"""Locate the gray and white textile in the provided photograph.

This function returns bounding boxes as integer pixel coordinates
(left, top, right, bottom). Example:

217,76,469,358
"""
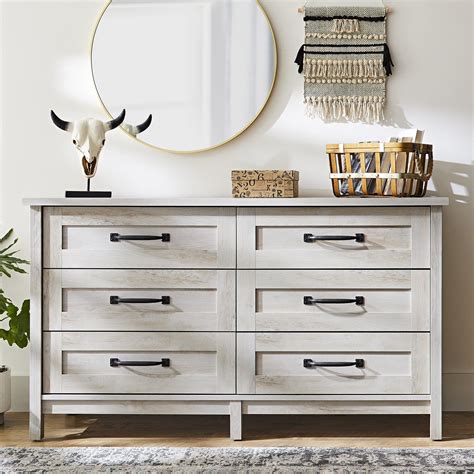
295,4,393,123
0,447,473,473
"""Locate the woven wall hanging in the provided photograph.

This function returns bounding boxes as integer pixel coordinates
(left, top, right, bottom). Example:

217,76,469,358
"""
295,3,394,123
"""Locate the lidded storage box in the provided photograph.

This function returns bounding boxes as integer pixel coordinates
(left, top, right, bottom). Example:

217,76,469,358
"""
231,170,299,198
327,143,433,197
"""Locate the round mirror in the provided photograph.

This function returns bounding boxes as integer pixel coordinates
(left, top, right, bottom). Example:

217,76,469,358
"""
91,0,277,153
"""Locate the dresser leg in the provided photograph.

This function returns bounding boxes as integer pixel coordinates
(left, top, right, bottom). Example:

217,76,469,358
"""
430,206,443,442
29,411,44,441
30,206,44,442
230,401,242,440
430,408,442,441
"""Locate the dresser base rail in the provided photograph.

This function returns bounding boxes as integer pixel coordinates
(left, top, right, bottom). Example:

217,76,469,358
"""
42,399,431,416
39,399,432,441
42,394,432,401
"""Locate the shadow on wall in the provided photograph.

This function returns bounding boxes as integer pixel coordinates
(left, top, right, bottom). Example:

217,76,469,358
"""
431,160,472,206
430,160,473,372
380,103,413,129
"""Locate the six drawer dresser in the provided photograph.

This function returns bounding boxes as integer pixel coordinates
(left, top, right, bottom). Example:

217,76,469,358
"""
25,197,448,441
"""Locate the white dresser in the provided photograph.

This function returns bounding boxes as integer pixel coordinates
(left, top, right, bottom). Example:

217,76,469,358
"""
25,197,448,441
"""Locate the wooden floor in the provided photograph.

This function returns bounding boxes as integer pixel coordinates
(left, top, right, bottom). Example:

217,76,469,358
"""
0,413,473,448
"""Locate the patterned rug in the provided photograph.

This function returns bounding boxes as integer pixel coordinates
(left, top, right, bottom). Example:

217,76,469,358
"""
0,447,472,473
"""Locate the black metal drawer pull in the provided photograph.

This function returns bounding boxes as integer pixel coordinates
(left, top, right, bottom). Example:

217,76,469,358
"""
304,359,364,368
110,233,170,242
304,233,365,243
110,358,170,367
110,296,171,305
304,296,365,306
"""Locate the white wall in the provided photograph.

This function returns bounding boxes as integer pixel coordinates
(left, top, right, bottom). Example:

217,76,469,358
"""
0,0,472,411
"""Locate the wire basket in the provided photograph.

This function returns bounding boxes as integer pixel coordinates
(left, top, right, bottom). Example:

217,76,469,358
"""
327,143,433,197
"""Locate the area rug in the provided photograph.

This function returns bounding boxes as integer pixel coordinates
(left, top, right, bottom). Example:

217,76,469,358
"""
0,447,473,473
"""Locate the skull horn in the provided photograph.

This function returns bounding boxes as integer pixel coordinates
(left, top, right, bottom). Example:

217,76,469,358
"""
105,109,126,131
50,110,72,132
135,114,153,134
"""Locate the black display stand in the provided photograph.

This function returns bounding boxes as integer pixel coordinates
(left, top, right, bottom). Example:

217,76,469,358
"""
65,178,112,198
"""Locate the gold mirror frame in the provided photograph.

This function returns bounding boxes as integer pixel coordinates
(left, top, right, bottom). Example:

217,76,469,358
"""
90,0,278,154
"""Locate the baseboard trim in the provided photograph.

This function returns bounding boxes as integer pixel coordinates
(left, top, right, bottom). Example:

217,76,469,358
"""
443,373,474,411
9,376,28,412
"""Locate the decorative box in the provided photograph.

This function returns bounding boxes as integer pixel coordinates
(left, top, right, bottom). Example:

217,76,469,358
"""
231,170,299,198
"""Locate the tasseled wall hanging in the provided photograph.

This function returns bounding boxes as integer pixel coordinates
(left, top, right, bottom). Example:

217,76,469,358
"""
295,4,394,123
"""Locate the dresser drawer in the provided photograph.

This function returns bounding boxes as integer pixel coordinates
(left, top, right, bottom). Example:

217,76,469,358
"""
238,207,430,269
237,333,429,395
43,207,235,269
44,269,235,331
238,270,430,331
43,332,235,394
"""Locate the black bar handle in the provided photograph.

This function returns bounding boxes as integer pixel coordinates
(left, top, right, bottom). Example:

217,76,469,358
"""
110,358,170,367
304,296,365,306
304,359,364,368
110,233,170,242
110,296,170,305
304,233,365,243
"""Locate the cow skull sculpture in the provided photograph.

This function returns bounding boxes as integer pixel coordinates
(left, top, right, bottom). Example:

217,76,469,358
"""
50,109,126,178
122,114,153,138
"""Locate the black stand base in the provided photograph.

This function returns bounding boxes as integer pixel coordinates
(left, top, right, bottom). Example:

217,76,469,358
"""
65,191,112,198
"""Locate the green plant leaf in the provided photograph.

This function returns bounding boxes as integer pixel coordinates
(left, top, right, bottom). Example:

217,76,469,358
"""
0,290,12,315
0,229,29,278
0,329,12,346
0,229,13,244
0,238,19,255
0,299,30,348
6,303,18,317
18,300,30,339
15,335,28,349
2,262,28,273
0,228,30,349
2,255,29,264
0,268,11,278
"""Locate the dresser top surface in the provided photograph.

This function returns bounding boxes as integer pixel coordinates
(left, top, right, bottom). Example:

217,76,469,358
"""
23,197,449,207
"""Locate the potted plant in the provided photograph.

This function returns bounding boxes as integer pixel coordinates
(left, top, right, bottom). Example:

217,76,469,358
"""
0,229,30,425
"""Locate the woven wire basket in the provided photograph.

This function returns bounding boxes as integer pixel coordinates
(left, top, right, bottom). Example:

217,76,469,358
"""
327,143,433,197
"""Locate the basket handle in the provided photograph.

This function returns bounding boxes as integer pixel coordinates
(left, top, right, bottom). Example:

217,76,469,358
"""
415,152,434,181
424,155,434,181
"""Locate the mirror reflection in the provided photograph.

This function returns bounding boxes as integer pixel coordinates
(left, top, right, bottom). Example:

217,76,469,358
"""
92,0,277,152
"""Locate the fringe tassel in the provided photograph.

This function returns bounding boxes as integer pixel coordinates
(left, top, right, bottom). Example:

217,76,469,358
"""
332,18,360,33
294,45,305,73
304,59,386,79
304,96,385,123
383,44,394,76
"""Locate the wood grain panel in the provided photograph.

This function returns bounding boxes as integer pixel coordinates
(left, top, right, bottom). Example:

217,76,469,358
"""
237,333,429,395
43,332,235,394
238,270,429,332
43,269,235,331
238,207,430,269
43,207,236,269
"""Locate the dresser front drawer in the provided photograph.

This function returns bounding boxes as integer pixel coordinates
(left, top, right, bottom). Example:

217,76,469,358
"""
43,332,235,394
237,333,429,395
238,207,430,269
238,270,430,331
44,269,235,331
43,207,236,269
